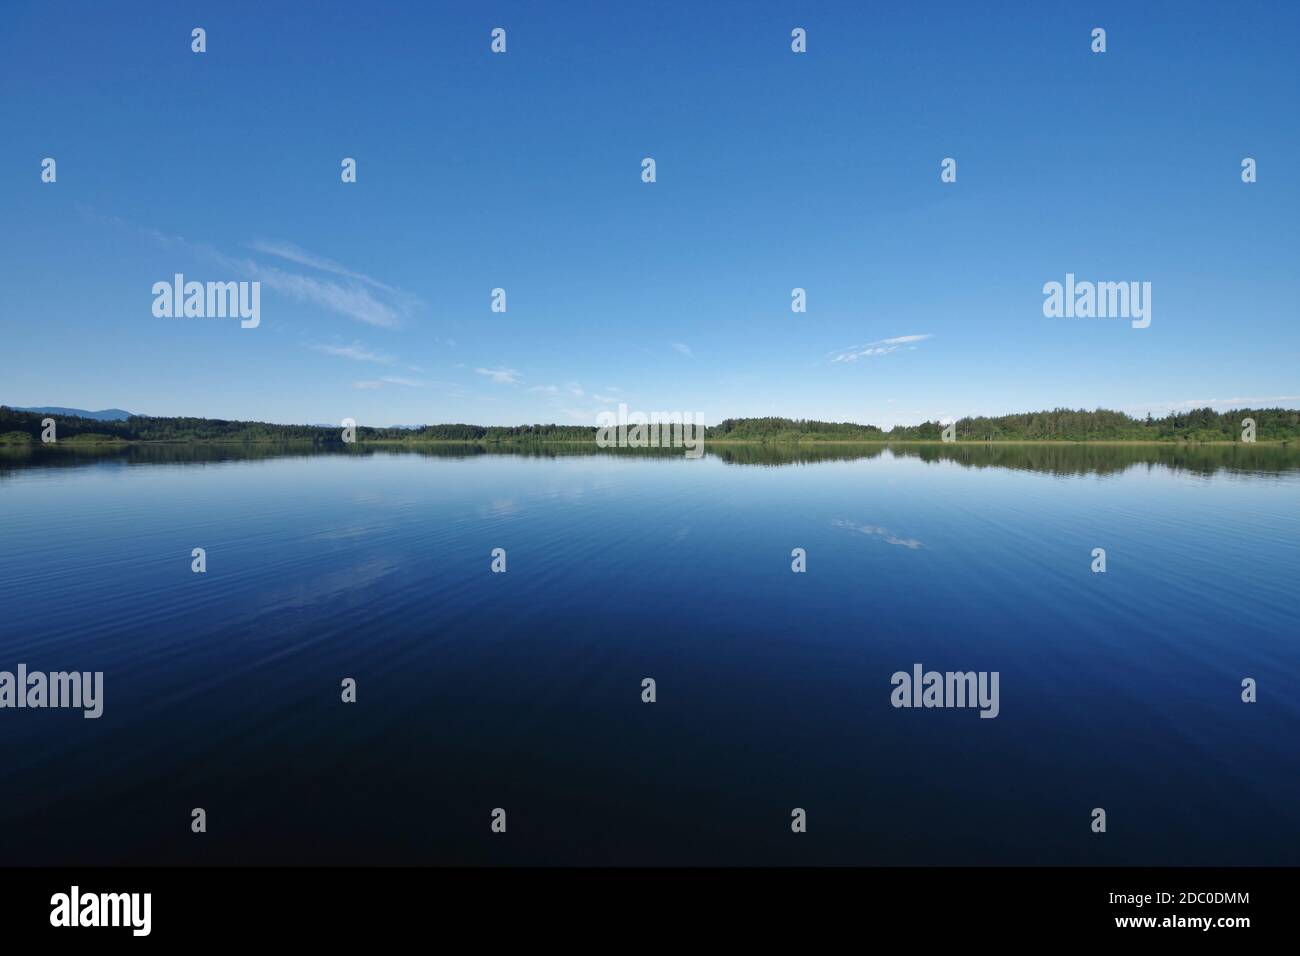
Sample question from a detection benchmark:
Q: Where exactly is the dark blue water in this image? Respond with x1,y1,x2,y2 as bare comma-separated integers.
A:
1,443,1297,865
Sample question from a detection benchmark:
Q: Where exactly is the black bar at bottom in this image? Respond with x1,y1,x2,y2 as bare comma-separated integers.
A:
0,866,1276,941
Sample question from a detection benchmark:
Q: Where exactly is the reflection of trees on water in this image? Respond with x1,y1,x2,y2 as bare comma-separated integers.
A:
2,439,1297,480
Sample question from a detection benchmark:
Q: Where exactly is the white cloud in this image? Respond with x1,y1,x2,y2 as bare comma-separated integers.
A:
672,342,694,358
241,259,404,328
828,334,932,363
352,376,425,390
248,239,404,296
227,240,419,329
476,367,523,385
533,382,587,397
103,218,421,331
311,341,396,364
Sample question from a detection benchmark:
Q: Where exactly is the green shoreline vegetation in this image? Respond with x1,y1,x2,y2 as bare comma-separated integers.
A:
2,405,1296,446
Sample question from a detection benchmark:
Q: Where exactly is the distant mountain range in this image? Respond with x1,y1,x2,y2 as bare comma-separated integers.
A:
9,408,426,430
13,406,133,421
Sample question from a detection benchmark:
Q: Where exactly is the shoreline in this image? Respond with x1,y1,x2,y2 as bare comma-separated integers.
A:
3,437,1294,449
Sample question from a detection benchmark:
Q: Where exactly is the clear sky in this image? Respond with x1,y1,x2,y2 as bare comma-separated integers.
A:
2,0,1297,428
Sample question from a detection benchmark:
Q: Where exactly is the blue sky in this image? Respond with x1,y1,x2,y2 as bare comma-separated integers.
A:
2,0,1297,427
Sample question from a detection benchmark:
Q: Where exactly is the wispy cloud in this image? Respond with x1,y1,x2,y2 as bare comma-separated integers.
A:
672,342,694,358
828,334,932,363
239,258,405,328
532,382,587,397
352,376,426,390
476,367,523,385
311,341,396,364
86,212,424,332
248,239,405,297
527,379,627,420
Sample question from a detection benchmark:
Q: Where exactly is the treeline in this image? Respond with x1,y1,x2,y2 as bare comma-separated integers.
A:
2,408,339,443
2,405,1296,445
0,408,602,444
710,417,888,441
706,408,1299,442
887,407,1299,442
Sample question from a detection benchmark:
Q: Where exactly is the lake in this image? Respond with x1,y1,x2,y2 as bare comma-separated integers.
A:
1,442,1297,865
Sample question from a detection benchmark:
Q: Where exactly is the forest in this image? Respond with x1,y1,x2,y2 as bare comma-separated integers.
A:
1,405,1296,445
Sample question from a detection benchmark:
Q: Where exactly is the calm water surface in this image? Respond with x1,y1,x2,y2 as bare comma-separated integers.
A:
1,443,1296,865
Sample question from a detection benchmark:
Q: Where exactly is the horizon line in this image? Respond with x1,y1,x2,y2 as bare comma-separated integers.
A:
6,402,1300,432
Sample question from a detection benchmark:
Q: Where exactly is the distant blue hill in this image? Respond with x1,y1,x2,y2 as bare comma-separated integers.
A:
12,406,133,421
